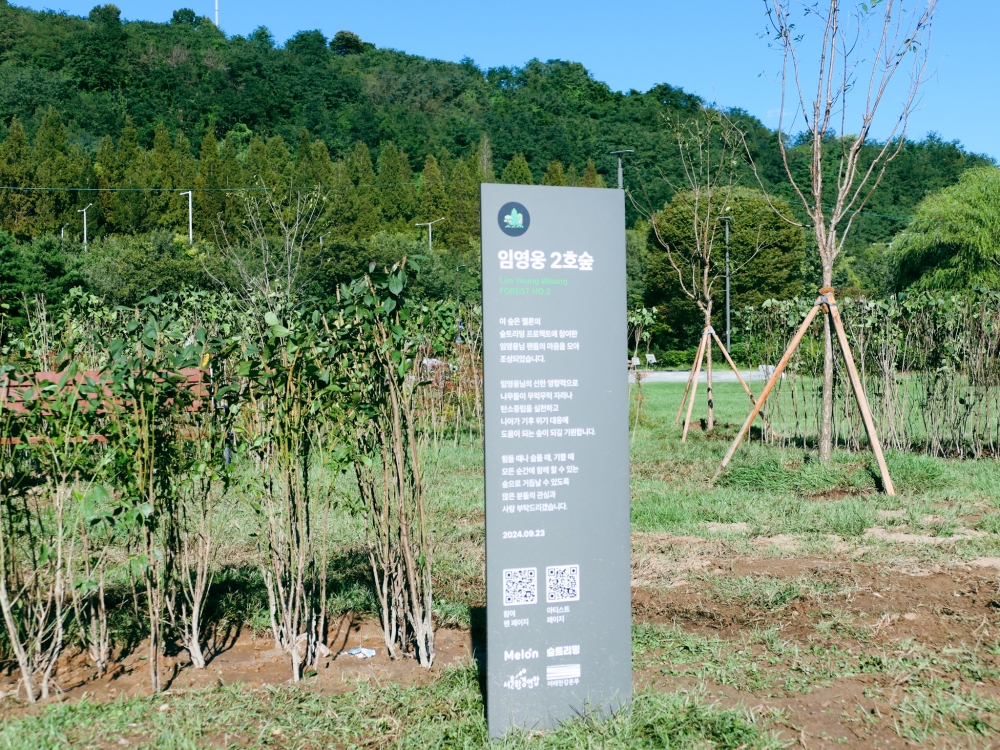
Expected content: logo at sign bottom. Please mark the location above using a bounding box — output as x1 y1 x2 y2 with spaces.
546 664 581 687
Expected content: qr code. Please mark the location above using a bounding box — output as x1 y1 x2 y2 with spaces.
503 567 537 605
546 565 580 603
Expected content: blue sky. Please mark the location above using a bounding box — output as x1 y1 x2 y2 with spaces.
19 0 999 160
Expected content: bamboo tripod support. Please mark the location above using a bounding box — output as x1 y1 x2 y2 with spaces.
712 288 896 496
676 326 778 443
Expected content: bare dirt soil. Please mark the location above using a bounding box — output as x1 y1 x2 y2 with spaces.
0 618 474 706
4 534 1000 748
632 532 1000 748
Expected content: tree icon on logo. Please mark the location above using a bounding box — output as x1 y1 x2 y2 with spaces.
504 208 524 229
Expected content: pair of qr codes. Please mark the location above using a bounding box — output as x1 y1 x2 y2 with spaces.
503 565 579 605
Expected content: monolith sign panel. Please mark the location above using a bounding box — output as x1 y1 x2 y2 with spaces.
481 184 631 736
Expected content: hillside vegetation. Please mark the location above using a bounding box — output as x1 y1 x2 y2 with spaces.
0 1 993 347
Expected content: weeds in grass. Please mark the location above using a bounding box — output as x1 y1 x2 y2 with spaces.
709 575 805 610
0 664 782 749
891 688 1000 742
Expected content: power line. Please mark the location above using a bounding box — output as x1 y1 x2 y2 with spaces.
0 183 956 225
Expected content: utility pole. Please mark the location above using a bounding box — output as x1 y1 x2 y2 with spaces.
215 0 219 27
180 191 193 246
721 216 733 351
78 203 93 251
609 150 634 190
415 217 445 253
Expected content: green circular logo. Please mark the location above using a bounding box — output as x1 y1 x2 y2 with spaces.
498 202 530 237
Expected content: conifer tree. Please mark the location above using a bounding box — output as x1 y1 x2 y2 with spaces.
307 139 337 237
348 141 379 239
418 154 448 232
325 158 358 239
501 153 533 185
149 122 179 231
0 117 34 236
375 141 414 229
435 147 454 184
70 144 98 234
309 139 335 185
542 161 567 186
196 129 222 236
445 155 479 251
174 131 197 191
243 136 272 187
94 135 117 233
582 159 605 188
265 135 292 186
31 107 75 234
292 128 317 186
217 136 244 232
474 133 496 182
112 117 146 234
565 164 581 187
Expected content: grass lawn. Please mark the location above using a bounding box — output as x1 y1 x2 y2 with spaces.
4 382 1000 748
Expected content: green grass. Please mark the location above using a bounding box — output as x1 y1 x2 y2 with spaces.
629 383 1000 545
0 664 782 749
7 382 1000 746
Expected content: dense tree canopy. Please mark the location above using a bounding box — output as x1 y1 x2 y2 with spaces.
645 188 806 348
892 167 1000 291
0 1 994 349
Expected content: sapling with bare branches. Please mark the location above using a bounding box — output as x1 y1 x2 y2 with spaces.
238 303 341 681
637 112 767 434
218 184 325 302
0 363 104 701
762 0 936 460
104 305 206 692
341 261 435 667
168 349 239 670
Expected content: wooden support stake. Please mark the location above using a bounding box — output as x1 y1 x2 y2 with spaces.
827 295 896 497
681 331 708 442
712 295 824 481
709 329 779 441
676 333 706 424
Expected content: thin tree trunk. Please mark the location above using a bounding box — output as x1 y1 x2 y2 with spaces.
819 277 835 461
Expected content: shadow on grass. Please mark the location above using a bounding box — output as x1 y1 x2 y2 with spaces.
99 548 379 676
470 605 487 713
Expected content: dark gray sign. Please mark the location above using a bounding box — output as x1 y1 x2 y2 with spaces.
480 183 631 736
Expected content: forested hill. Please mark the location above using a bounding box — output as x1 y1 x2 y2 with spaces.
0 1 992 302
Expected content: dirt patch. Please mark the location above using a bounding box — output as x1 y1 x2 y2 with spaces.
701 522 749 533
807 488 868 502
0 618 473 710
633 556 1000 644
632 546 1000 747
878 509 907 520
864 525 988 544
752 533 800 552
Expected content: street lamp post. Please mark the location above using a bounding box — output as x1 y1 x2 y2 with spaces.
77 203 93 251
720 216 733 351
180 191 193 246
609 150 634 190
415 217 445 253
